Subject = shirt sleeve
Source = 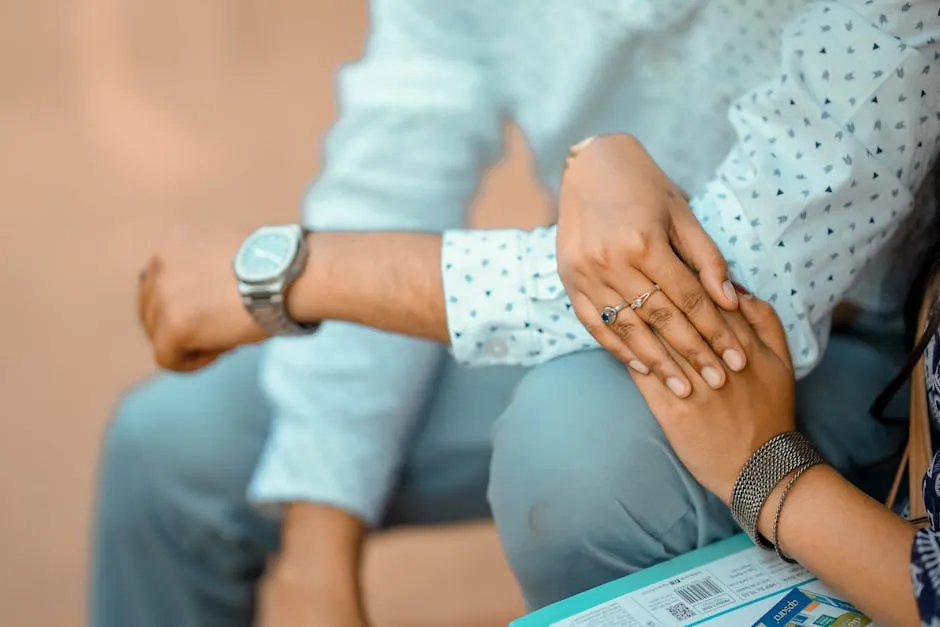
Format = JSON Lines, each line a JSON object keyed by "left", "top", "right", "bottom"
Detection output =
{"left": 250, "top": 0, "right": 503, "bottom": 526}
{"left": 442, "top": 0, "right": 940, "bottom": 379}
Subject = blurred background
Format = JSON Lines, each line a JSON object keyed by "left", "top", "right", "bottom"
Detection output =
{"left": 0, "top": 1, "right": 549, "bottom": 625}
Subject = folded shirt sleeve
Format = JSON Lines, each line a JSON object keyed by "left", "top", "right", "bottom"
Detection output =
{"left": 250, "top": 0, "right": 503, "bottom": 526}
{"left": 442, "top": 227, "right": 597, "bottom": 368}
{"left": 442, "top": 0, "right": 940, "bottom": 379}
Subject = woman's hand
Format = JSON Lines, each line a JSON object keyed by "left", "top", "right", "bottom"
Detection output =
{"left": 559, "top": 134, "right": 746, "bottom": 398}
{"left": 629, "top": 288, "right": 796, "bottom": 503}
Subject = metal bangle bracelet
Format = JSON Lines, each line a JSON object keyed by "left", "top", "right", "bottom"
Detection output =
{"left": 772, "top": 460, "right": 825, "bottom": 564}
{"left": 730, "top": 431, "right": 825, "bottom": 549}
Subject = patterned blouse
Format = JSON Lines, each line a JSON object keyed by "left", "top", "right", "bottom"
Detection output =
{"left": 911, "top": 328, "right": 940, "bottom": 624}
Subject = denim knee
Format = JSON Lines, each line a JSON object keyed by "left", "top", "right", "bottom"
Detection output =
{"left": 99, "top": 386, "right": 174, "bottom": 522}
{"left": 95, "top": 360, "right": 277, "bottom": 564}
{"left": 91, "top": 353, "right": 279, "bottom": 627}
{"left": 96, "top": 381, "right": 211, "bottom": 546}
{"left": 488, "top": 351, "right": 734, "bottom": 608}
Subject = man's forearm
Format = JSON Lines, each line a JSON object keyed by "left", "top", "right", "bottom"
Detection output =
{"left": 287, "top": 231, "right": 450, "bottom": 343}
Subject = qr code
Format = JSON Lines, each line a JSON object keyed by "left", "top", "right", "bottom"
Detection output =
{"left": 667, "top": 602, "right": 695, "bottom": 622}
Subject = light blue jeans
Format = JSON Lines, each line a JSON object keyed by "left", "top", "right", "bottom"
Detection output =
{"left": 90, "top": 332, "right": 905, "bottom": 626}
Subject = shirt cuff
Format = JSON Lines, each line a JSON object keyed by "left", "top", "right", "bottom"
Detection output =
{"left": 248, "top": 413, "right": 395, "bottom": 527}
{"left": 441, "top": 226, "right": 596, "bottom": 367}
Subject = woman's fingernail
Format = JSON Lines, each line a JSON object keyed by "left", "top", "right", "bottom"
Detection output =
{"left": 628, "top": 360, "right": 650, "bottom": 375}
{"left": 701, "top": 366, "right": 724, "bottom": 389}
{"left": 722, "top": 280, "right": 738, "bottom": 305}
{"left": 732, "top": 281, "right": 754, "bottom": 299}
{"left": 666, "top": 377, "right": 690, "bottom": 398}
{"left": 723, "top": 349, "right": 746, "bottom": 372}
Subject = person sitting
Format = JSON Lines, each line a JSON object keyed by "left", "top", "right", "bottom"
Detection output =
{"left": 621, "top": 212, "right": 940, "bottom": 626}
{"left": 95, "top": 1, "right": 939, "bottom": 626}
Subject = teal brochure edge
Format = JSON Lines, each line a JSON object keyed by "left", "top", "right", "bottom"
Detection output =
{"left": 510, "top": 534, "right": 755, "bottom": 626}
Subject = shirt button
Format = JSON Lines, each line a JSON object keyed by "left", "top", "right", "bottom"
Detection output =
{"left": 484, "top": 339, "right": 508, "bottom": 357}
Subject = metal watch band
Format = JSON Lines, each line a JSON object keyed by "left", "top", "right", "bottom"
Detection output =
{"left": 246, "top": 293, "right": 319, "bottom": 336}
{"left": 730, "top": 431, "right": 825, "bottom": 549}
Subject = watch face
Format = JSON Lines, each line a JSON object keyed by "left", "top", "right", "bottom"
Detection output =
{"left": 234, "top": 227, "right": 297, "bottom": 283}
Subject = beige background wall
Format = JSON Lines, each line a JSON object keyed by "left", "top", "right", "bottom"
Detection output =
{"left": 0, "top": 2, "right": 546, "bottom": 625}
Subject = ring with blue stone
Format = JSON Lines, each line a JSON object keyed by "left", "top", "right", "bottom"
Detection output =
{"left": 601, "top": 284, "right": 660, "bottom": 325}
{"left": 600, "top": 302, "right": 628, "bottom": 325}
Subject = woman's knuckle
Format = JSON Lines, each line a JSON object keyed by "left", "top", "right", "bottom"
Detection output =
{"left": 561, "top": 244, "right": 604, "bottom": 275}
{"left": 584, "top": 244, "right": 614, "bottom": 271}
{"left": 705, "top": 327, "right": 734, "bottom": 349}
{"left": 648, "top": 357, "right": 669, "bottom": 375}
{"left": 615, "top": 320, "right": 639, "bottom": 340}
{"left": 681, "top": 348, "right": 706, "bottom": 367}
{"left": 621, "top": 230, "right": 653, "bottom": 260}
{"left": 677, "top": 290, "right": 707, "bottom": 314}
{"left": 646, "top": 306, "right": 674, "bottom": 329}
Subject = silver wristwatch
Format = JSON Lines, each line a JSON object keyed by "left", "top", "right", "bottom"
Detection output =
{"left": 233, "top": 224, "right": 320, "bottom": 336}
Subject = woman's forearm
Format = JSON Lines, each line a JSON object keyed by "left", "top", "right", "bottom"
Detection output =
{"left": 755, "top": 465, "right": 918, "bottom": 626}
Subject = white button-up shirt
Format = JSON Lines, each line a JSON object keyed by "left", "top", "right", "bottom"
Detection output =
{"left": 443, "top": 1, "right": 940, "bottom": 380}
{"left": 253, "top": 0, "right": 940, "bottom": 525}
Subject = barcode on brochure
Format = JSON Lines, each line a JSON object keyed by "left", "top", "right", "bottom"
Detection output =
{"left": 675, "top": 577, "right": 724, "bottom": 605}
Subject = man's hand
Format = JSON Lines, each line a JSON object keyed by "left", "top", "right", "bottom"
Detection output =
{"left": 138, "top": 229, "right": 266, "bottom": 371}
{"left": 558, "top": 133, "right": 747, "bottom": 397}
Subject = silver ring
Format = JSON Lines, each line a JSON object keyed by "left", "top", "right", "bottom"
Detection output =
{"left": 600, "top": 284, "right": 661, "bottom": 326}
{"left": 600, "top": 302, "right": 628, "bottom": 325}
{"left": 629, "top": 284, "right": 660, "bottom": 311}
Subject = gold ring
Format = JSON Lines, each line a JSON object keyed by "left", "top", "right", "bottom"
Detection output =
{"left": 629, "top": 284, "right": 660, "bottom": 311}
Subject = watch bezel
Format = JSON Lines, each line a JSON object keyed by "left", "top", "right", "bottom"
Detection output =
{"left": 234, "top": 224, "right": 316, "bottom": 336}
{"left": 233, "top": 225, "right": 304, "bottom": 285}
